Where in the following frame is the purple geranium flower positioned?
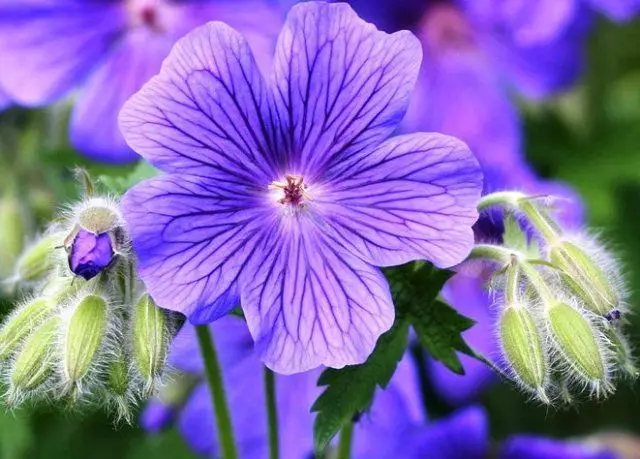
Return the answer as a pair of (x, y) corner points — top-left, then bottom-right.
(142, 316), (319, 458)
(68, 229), (116, 280)
(0, 0), (282, 163)
(353, 360), (619, 459)
(120, 2), (483, 373)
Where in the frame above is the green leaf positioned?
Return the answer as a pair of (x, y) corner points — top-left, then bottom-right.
(311, 318), (409, 455)
(411, 299), (475, 375)
(388, 263), (475, 375)
(99, 162), (159, 195)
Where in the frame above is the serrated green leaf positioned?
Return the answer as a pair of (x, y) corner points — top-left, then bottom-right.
(99, 162), (159, 195)
(388, 263), (475, 374)
(411, 299), (475, 374)
(311, 319), (409, 455)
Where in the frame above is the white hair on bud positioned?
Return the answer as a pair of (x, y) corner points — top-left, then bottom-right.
(554, 231), (629, 314)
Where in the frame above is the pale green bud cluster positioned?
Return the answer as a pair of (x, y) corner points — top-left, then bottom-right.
(475, 192), (633, 404)
(0, 187), (175, 423)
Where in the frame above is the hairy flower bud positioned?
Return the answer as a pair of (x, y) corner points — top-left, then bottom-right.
(11, 316), (59, 393)
(0, 298), (56, 360)
(64, 198), (123, 280)
(500, 305), (549, 402)
(16, 233), (61, 282)
(67, 229), (115, 280)
(549, 240), (619, 316)
(0, 193), (26, 279)
(547, 303), (609, 392)
(132, 294), (169, 391)
(61, 294), (109, 390)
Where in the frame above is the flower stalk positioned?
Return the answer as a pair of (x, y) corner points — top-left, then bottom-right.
(265, 368), (279, 459)
(195, 325), (238, 459)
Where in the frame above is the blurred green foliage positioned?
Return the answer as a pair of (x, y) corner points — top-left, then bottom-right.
(2, 16), (640, 459)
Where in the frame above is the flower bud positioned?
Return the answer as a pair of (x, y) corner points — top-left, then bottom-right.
(499, 306), (549, 402)
(61, 295), (109, 389)
(67, 229), (115, 280)
(547, 303), (608, 390)
(132, 294), (169, 391)
(549, 240), (618, 316)
(64, 198), (123, 280)
(0, 298), (56, 360)
(11, 316), (59, 392)
(0, 193), (26, 279)
(16, 233), (61, 282)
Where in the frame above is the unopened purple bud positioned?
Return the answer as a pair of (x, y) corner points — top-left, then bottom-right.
(69, 229), (115, 280)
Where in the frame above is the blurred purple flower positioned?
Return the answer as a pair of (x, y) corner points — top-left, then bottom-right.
(354, 356), (618, 459)
(587, 0), (640, 21)
(501, 436), (620, 459)
(0, 0), (282, 163)
(142, 316), (319, 458)
(120, 2), (482, 373)
(346, 0), (589, 194)
(68, 229), (115, 280)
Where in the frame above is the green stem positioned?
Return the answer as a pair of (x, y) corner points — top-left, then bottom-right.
(336, 422), (354, 459)
(468, 244), (516, 264)
(504, 262), (520, 305)
(477, 191), (524, 212)
(264, 368), (279, 459)
(518, 200), (561, 242)
(195, 326), (238, 459)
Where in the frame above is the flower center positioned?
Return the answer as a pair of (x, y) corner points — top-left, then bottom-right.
(128, 0), (165, 32)
(269, 175), (308, 207)
(419, 3), (475, 53)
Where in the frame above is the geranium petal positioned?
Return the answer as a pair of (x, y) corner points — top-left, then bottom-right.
(501, 436), (618, 459)
(121, 174), (269, 321)
(589, 0), (640, 21)
(485, 17), (588, 99)
(176, 319), (318, 458)
(0, 0), (125, 105)
(70, 29), (170, 164)
(353, 355), (425, 458)
(241, 215), (394, 374)
(411, 406), (489, 459)
(406, 50), (524, 186)
(119, 21), (277, 183)
(271, 2), (422, 177)
(462, 0), (578, 46)
(141, 400), (175, 434)
(318, 133), (481, 269)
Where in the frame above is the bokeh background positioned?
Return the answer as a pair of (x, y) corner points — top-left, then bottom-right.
(1, 4), (640, 459)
